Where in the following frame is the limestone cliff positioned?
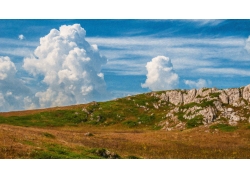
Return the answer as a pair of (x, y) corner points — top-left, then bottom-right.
(151, 84), (250, 130)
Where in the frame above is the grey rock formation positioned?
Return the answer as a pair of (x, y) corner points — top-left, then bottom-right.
(197, 88), (212, 97)
(213, 101), (224, 111)
(200, 106), (217, 124)
(183, 106), (217, 124)
(152, 84), (250, 130)
(165, 91), (183, 105)
(184, 89), (197, 104)
(160, 93), (168, 101)
(219, 91), (229, 104)
(243, 84), (250, 102)
(225, 88), (241, 105)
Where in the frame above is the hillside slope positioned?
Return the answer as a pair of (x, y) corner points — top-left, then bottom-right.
(1, 84), (250, 130)
(1, 84), (250, 158)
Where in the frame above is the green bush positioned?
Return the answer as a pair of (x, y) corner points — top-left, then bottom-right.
(186, 115), (203, 128)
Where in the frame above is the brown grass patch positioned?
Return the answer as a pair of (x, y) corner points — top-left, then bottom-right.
(1, 124), (250, 159)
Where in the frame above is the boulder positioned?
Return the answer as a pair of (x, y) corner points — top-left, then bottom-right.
(199, 106), (217, 124)
(219, 90), (229, 104)
(213, 101), (224, 111)
(227, 108), (233, 112)
(184, 89), (197, 104)
(225, 88), (241, 105)
(165, 91), (183, 105)
(160, 93), (168, 101)
(197, 88), (212, 97)
(243, 84), (250, 102)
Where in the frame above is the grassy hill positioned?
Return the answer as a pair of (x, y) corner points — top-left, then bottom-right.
(1, 90), (250, 159)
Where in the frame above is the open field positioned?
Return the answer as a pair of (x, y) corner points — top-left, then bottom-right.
(1, 123), (250, 159)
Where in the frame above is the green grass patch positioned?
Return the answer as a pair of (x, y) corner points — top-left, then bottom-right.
(23, 140), (35, 146)
(152, 125), (162, 130)
(202, 88), (209, 92)
(0, 110), (88, 127)
(210, 123), (238, 132)
(209, 92), (221, 98)
(30, 144), (103, 159)
(137, 114), (155, 125)
(180, 100), (215, 111)
(123, 120), (138, 127)
(186, 115), (204, 128)
(180, 102), (197, 110)
(175, 111), (186, 122)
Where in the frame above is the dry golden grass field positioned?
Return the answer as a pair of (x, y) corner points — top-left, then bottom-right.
(1, 117), (250, 159)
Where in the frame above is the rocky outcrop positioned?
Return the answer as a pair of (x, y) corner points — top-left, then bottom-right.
(184, 89), (197, 104)
(165, 91), (183, 105)
(154, 84), (250, 130)
(219, 91), (229, 104)
(225, 88), (241, 105)
(200, 106), (217, 124)
(243, 84), (250, 101)
(213, 101), (224, 111)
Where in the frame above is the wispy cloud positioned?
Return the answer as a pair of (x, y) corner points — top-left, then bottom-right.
(195, 68), (250, 77)
(87, 36), (250, 77)
(0, 48), (34, 57)
(0, 38), (38, 47)
(188, 19), (224, 26)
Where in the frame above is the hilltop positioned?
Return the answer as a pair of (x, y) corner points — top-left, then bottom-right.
(1, 84), (250, 158)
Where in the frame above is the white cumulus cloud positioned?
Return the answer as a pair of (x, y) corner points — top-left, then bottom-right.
(141, 56), (179, 91)
(0, 56), (37, 111)
(18, 34), (25, 40)
(23, 24), (109, 108)
(0, 56), (16, 80)
(184, 79), (211, 89)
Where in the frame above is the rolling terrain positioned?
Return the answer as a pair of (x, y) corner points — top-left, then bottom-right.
(1, 85), (250, 159)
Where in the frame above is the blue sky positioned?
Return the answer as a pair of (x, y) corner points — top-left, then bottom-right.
(1, 19), (250, 111)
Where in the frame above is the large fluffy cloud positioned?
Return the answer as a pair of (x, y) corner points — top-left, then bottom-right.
(0, 56), (36, 111)
(23, 24), (109, 108)
(141, 56), (179, 91)
(184, 79), (211, 89)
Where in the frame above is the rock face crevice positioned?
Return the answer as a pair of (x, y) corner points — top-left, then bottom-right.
(152, 84), (250, 130)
